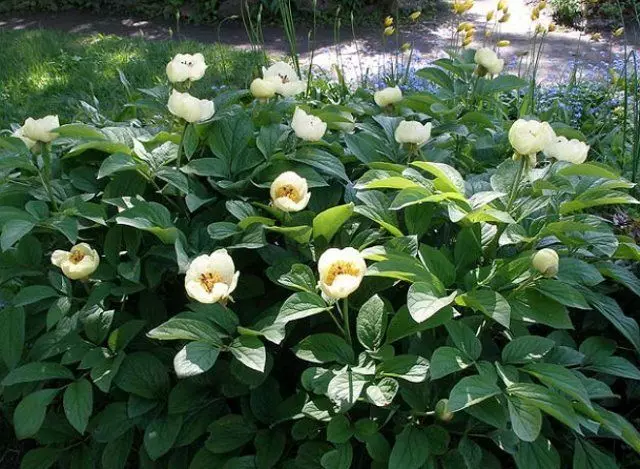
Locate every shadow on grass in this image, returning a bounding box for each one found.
[0,29,265,127]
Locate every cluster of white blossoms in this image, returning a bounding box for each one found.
[166,53,215,123]
[250,61,307,99]
[51,243,100,280]
[13,115,60,149]
[474,48,505,75]
[509,118,589,164]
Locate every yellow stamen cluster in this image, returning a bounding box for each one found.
[69,249,86,264]
[199,271,223,292]
[324,261,362,286]
[276,184,303,202]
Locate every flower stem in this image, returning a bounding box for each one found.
[176,121,189,169]
[39,143,58,211]
[506,155,527,213]
[343,297,352,345]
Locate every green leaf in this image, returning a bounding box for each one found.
[144,414,183,460]
[147,313,226,345]
[114,352,170,399]
[294,334,355,364]
[366,433,391,463]
[326,369,367,410]
[266,225,312,244]
[573,439,619,469]
[63,378,93,434]
[14,388,59,439]
[411,161,465,193]
[230,336,267,372]
[557,162,620,180]
[206,414,257,453]
[448,375,502,412]
[585,356,640,380]
[20,448,59,469]
[378,355,429,383]
[55,123,106,140]
[1,219,35,251]
[83,307,114,344]
[522,363,591,407]
[514,437,560,469]
[102,431,133,469]
[327,415,353,444]
[313,203,354,242]
[386,305,452,344]
[290,146,348,182]
[173,342,220,378]
[389,426,430,469]
[507,383,580,431]
[597,261,640,297]
[534,280,590,309]
[277,292,329,324]
[355,190,404,237]
[181,158,227,177]
[510,290,573,329]
[356,294,387,351]
[271,264,317,293]
[445,320,482,361]
[482,74,528,93]
[115,201,179,244]
[0,306,24,368]
[430,346,473,379]
[582,290,640,353]
[366,377,399,407]
[321,443,353,469]
[255,429,286,469]
[407,283,457,323]
[456,289,511,328]
[2,362,73,385]
[508,395,542,442]
[98,153,139,179]
[12,285,58,307]
[501,336,555,364]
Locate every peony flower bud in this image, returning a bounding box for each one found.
[613,27,624,37]
[435,399,454,422]
[384,16,394,27]
[486,10,495,20]
[262,61,307,97]
[318,248,366,299]
[395,120,432,147]
[543,136,589,164]
[508,119,555,156]
[167,90,215,123]
[184,249,239,304]
[409,11,422,21]
[19,115,59,144]
[51,243,100,280]
[532,248,559,278]
[166,53,207,83]
[374,86,403,107]
[291,107,327,142]
[474,47,505,75]
[384,26,396,36]
[497,0,507,10]
[270,171,311,212]
[250,78,277,99]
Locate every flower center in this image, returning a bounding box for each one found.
[276,184,302,202]
[69,249,86,264]
[278,73,290,84]
[325,262,361,286]
[199,271,223,292]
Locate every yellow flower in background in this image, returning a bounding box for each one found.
[613,27,624,37]
[499,12,510,22]
[453,0,474,14]
[486,10,495,20]
[465,29,476,39]
[291,107,327,142]
[384,16,394,27]
[374,85,403,107]
[497,40,510,47]
[539,0,547,9]
[535,24,546,34]
[270,171,311,213]
[497,0,508,11]
[485,30,493,38]
[409,11,422,21]
[318,248,367,300]
[463,36,474,46]
[531,9,539,20]
[532,248,559,278]
[548,22,557,32]
[51,243,100,280]
[184,250,239,304]
[591,32,602,42]
[401,42,412,52]
[457,21,473,31]
[384,26,396,36]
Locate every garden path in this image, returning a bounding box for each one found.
[1,0,635,83]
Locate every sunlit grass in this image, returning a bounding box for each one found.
[0,29,264,127]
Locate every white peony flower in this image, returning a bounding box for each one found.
[318,247,367,299]
[508,119,555,156]
[532,248,559,278]
[19,115,59,143]
[543,136,589,164]
[374,86,403,107]
[291,107,327,142]
[262,61,307,97]
[395,120,432,147]
[51,243,100,280]
[184,249,239,304]
[166,53,207,83]
[167,90,215,123]
[250,78,277,99]
[270,171,311,212]
[12,127,36,149]
[474,47,505,75]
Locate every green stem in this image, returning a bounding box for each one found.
[343,297,352,345]
[39,143,58,211]
[506,155,526,213]
[176,121,189,169]
[328,308,346,335]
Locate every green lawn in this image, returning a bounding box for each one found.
[0,29,265,127]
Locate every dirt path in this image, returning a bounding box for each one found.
[0,3,635,83]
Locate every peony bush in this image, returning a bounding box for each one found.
[2,48,640,469]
